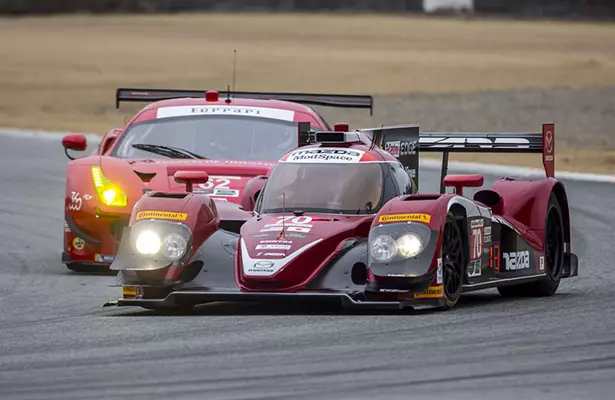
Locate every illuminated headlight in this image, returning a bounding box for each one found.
[130,221,191,261]
[162,233,187,261]
[370,233,425,263]
[397,233,424,258]
[135,230,161,255]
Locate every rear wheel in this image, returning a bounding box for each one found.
[497,193,564,297]
[442,216,465,309]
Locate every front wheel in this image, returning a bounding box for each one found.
[441,216,465,309]
[497,193,564,297]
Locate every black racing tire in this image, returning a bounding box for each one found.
[441,215,465,309]
[497,192,564,297]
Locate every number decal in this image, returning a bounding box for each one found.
[199,177,232,190]
[274,216,313,225]
[471,227,483,260]
[261,216,314,233]
[68,192,82,211]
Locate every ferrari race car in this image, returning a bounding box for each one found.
[60,88,373,272]
[105,122,578,311]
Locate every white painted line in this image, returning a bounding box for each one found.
[1,128,614,183]
[0,127,102,144]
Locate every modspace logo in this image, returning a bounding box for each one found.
[287,148,365,163]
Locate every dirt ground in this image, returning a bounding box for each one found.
[0,13,614,173]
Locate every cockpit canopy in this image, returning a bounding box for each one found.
[256,146,416,215]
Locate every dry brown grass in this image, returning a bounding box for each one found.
[0,13,614,172]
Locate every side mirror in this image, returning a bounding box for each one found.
[98,128,121,155]
[241,175,268,212]
[174,171,209,193]
[62,133,87,160]
[443,174,484,196]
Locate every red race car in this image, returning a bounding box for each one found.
[105,122,578,311]
[61,88,373,272]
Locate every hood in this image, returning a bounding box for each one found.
[100,157,275,205]
[238,213,373,291]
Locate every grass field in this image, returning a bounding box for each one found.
[0,13,614,173]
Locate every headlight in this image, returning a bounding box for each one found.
[162,233,188,261]
[135,230,161,255]
[370,233,426,263]
[397,233,424,258]
[130,221,191,261]
[91,166,128,207]
[371,235,398,262]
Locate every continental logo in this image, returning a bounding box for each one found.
[135,211,188,221]
[413,285,444,299]
[378,213,431,224]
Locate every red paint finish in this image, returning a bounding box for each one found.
[491,177,560,250]
[237,214,374,291]
[443,174,484,196]
[63,96,329,266]
[62,133,87,151]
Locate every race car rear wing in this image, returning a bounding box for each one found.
[419,123,555,193]
[364,123,555,193]
[115,88,374,115]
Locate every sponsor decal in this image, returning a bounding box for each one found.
[387,273,411,277]
[540,255,545,271]
[286,148,365,164]
[378,213,431,224]
[470,226,484,260]
[280,232,306,238]
[135,211,188,221]
[468,259,482,278]
[213,198,228,202]
[436,258,443,284]
[404,165,417,179]
[255,244,291,250]
[64,220,71,233]
[400,141,417,156]
[260,215,314,233]
[484,226,491,235]
[94,254,115,263]
[156,105,295,121]
[470,219,484,228]
[384,141,400,157]
[259,252,285,257]
[259,240,292,244]
[503,250,530,271]
[248,260,276,274]
[122,286,138,298]
[545,128,554,161]
[72,237,85,251]
[67,192,94,211]
[252,233,272,238]
[419,136,531,149]
[413,285,444,299]
[484,234,492,244]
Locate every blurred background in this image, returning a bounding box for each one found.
[0,0,614,172]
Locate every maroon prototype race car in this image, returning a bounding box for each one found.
[60,88,372,272]
[105,121,578,311]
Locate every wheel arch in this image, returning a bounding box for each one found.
[551,181,571,247]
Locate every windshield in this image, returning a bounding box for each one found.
[111,115,302,161]
[258,162,384,215]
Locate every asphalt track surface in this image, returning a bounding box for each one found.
[1,133,614,400]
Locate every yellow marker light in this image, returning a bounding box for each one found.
[91,166,127,207]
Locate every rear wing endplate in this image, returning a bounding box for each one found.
[116,88,373,115]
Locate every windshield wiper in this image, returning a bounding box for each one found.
[131,144,208,159]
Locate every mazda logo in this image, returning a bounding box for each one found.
[253,260,274,268]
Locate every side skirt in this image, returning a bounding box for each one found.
[462,273,547,292]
